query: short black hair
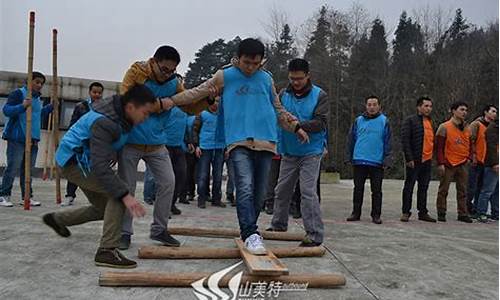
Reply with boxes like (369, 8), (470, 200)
(288, 58), (309, 73)
(416, 96), (432, 107)
(153, 45), (180, 64)
(365, 95), (379, 104)
(121, 84), (156, 106)
(237, 38), (265, 58)
(89, 81), (104, 91)
(482, 104), (498, 116)
(32, 71), (46, 84)
(450, 101), (468, 111)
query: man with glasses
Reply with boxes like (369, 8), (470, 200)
(266, 58), (329, 247)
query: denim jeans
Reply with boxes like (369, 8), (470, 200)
(467, 164), (484, 214)
(230, 147), (273, 241)
(197, 148), (224, 204)
(226, 158), (235, 198)
(0, 140), (38, 198)
(476, 167), (499, 218)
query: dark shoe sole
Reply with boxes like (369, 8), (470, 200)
(42, 213), (71, 237)
(95, 261), (137, 269)
(150, 236), (181, 247)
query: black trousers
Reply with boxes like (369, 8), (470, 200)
(66, 181), (78, 198)
(167, 146), (187, 206)
(402, 160), (431, 215)
(352, 165), (384, 218)
(183, 152), (197, 198)
(264, 159), (281, 209)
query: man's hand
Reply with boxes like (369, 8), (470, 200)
(22, 98), (32, 108)
(122, 194), (146, 218)
(208, 84), (220, 99)
(195, 147), (202, 158)
(493, 165), (499, 174)
(160, 97), (176, 111)
(406, 161), (415, 169)
(296, 128), (309, 144)
(187, 144), (195, 154)
(283, 112), (298, 123)
(437, 165), (445, 177)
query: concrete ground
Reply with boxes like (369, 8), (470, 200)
(0, 178), (497, 300)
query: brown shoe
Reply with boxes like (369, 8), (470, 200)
(400, 213), (411, 222)
(418, 213), (437, 223)
(94, 248), (137, 269)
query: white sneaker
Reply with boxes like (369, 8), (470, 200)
(19, 198), (41, 207)
(61, 196), (75, 207)
(0, 196), (13, 207)
(244, 233), (267, 255)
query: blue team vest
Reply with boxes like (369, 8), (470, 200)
(199, 110), (224, 149)
(164, 106), (188, 147)
(353, 114), (387, 165)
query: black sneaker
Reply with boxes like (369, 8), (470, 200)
(198, 202), (206, 209)
(94, 248), (137, 269)
(42, 213), (71, 237)
(171, 205), (182, 215)
(372, 217), (383, 225)
(457, 215), (473, 223)
(118, 234), (131, 250)
(346, 214), (360, 222)
(212, 201), (226, 208)
(150, 232), (181, 247)
(299, 238), (322, 247)
(437, 212), (446, 222)
(179, 197), (190, 204)
(265, 227), (287, 232)
(187, 194), (195, 202)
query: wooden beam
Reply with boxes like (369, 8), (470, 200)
(169, 227), (304, 241)
(99, 272), (346, 288)
(234, 238), (288, 276)
(138, 245), (326, 259)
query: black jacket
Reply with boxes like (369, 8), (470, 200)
(69, 100), (92, 127)
(401, 114), (433, 163)
(484, 120), (499, 167)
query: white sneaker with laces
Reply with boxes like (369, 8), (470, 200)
(19, 198), (41, 207)
(0, 196), (13, 207)
(244, 233), (267, 255)
(61, 196), (75, 206)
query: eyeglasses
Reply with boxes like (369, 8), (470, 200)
(156, 61), (176, 76)
(289, 76), (307, 82)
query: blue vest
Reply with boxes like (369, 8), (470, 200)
(55, 110), (129, 175)
(353, 114), (387, 165)
(200, 110), (224, 149)
(164, 106), (187, 147)
(16, 86), (42, 141)
(220, 67), (277, 146)
(280, 86), (325, 156)
(126, 77), (177, 145)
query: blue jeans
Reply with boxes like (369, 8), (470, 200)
(0, 140), (38, 198)
(143, 167), (156, 202)
(226, 158), (235, 197)
(230, 147), (273, 241)
(476, 167), (499, 218)
(197, 148), (224, 204)
(467, 164), (484, 214)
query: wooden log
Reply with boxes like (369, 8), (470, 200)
(42, 113), (52, 180)
(138, 245), (325, 259)
(99, 272), (346, 288)
(169, 227), (304, 241)
(51, 28), (61, 204)
(235, 238), (288, 276)
(23, 11), (35, 211)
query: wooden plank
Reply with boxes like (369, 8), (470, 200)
(234, 238), (289, 276)
(99, 271), (346, 288)
(169, 226), (304, 241)
(138, 245), (326, 259)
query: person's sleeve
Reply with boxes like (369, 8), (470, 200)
(486, 124), (499, 166)
(192, 115), (202, 146)
(383, 119), (393, 168)
(69, 104), (83, 127)
(436, 124), (447, 165)
(120, 65), (139, 95)
(2, 89), (26, 117)
(299, 90), (330, 133)
(41, 103), (53, 117)
(401, 117), (413, 163)
(345, 119), (357, 163)
(89, 118), (129, 200)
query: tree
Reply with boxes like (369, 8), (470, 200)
(265, 24), (298, 89)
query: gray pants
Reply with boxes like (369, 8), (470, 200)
(271, 154), (324, 243)
(119, 145), (175, 236)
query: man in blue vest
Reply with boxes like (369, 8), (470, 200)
(346, 95), (392, 224)
(158, 38), (308, 255)
(62, 81), (104, 207)
(0, 71), (53, 207)
(118, 46), (209, 250)
(42, 84), (154, 268)
(266, 58), (329, 247)
(193, 102), (226, 208)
